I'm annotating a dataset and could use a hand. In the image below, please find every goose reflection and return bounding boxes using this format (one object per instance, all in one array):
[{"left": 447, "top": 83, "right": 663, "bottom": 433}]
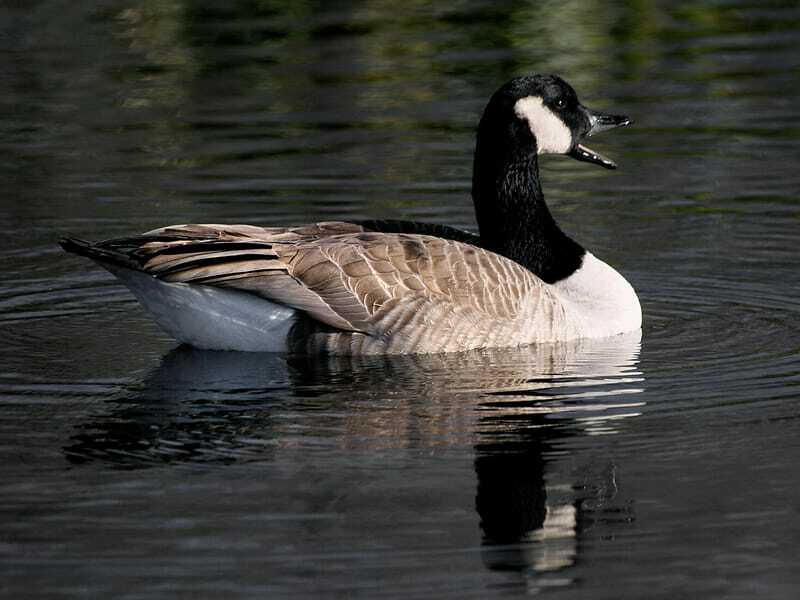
[
  {"left": 472, "top": 332, "right": 642, "bottom": 581},
  {"left": 63, "top": 350, "right": 293, "bottom": 466},
  {"left": 63, "top": 333, "right": 643, "bottom": 581}
]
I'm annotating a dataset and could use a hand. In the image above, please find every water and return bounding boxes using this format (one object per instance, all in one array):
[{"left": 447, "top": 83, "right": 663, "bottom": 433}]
[{"left": 2, "top": 0, "right": 800, "bottom": 597}]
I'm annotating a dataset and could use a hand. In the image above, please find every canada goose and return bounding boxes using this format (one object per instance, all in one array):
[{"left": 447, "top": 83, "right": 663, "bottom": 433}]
[{"left": 60, "top": 74, "right": 641, "bottom": 355}]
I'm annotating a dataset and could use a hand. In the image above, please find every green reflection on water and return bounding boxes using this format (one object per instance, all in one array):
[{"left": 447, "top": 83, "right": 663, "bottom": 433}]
[{"left": 21, "top": 0, "right": 798, "bottom": 222}]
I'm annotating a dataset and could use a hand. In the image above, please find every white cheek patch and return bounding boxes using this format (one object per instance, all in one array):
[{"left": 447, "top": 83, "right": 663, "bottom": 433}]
[{"left": 514, "top": 96, "right": 572, "bottom": 154}]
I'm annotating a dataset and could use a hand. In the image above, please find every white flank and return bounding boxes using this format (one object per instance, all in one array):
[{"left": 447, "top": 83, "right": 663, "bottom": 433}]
[
  {"left": 106, "top": 265, "right": 295, "bottom": 352},
  {"left": 551, "top": 253, "right": 642, "bottom": 338},
  {"left": 514, "top": 96, "right": 572, "bottom": 154}
]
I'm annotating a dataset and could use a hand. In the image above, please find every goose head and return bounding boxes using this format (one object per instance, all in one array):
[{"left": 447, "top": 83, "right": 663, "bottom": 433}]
[
  {"left": 475, "top": 74, "right": 631, "bottom": 170},
  {"left": 472, "top": 75, "right": 632, "bottom": 284}
]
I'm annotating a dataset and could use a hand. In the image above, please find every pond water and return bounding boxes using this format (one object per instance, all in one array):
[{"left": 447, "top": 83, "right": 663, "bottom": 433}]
[{"left": 2, "top": 0, "right": 800, "bottom": 597}]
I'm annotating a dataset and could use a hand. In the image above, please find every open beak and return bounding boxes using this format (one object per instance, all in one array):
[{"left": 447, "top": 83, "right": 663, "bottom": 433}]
[{"left": 568, "top": 108, "right": 632, "bottom": 170}]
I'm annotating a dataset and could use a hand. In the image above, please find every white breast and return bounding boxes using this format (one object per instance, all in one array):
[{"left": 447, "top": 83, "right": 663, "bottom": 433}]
[{"left": 551, "top": 253, "right": 642, "bottom": 338}]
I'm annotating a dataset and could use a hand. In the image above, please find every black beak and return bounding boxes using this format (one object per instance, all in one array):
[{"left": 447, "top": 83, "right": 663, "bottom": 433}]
[{"left": 568, "top": 107, "right": 632, "bottom": 170}]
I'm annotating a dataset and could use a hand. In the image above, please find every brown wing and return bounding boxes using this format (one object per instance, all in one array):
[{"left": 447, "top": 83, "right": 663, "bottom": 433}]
[{"left": 85, "top": 222, "right": 550, "bottom": 351}]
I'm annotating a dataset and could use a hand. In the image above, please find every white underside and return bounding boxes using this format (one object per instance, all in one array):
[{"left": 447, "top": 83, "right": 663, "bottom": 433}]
[{"left": 107, "top": 266, "right": 295, "bottom": 352}]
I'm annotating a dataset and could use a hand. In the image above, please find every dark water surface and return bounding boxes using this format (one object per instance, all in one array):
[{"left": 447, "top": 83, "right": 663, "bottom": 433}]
[{"left": 2, "top": 1, "right": 800, "bottom": 597}]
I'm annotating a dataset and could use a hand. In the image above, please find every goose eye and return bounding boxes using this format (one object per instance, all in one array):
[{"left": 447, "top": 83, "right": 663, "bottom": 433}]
[{"left": 555, "top": 98, "right": 566, "bottom": 109}]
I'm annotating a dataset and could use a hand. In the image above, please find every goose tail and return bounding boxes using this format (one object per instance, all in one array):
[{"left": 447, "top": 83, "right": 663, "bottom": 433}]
[
  {"left": 59, "top": 236, "right": 143, "bottom": 271},
  {"left": 59, "top": 236, "right": 296, "bottom": 352}
]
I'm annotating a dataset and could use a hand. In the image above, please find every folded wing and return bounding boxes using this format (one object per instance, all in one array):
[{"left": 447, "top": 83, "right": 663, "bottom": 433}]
[{"left": 71, "top": 221, "right": 553, "bottom": 352}]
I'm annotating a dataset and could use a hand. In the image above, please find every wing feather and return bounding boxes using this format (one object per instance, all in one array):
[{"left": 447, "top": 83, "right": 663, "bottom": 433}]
[{"left": 71, "top": 221, "right": 549, "bottom": 350}]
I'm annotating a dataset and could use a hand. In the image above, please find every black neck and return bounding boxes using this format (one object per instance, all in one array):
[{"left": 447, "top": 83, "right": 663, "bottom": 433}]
[{"left": 471, "top": 118, "right": 584, "bottom": 284}]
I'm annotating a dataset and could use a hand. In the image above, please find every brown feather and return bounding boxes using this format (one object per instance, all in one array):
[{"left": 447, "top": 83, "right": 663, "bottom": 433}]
[{"left": 85, "top": 221, "right": 562, "bottom": 353}]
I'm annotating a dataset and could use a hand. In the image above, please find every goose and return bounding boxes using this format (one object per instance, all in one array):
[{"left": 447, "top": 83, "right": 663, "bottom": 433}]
[{"left": 60, "top": 74, "right": 641, "bottom": 355}]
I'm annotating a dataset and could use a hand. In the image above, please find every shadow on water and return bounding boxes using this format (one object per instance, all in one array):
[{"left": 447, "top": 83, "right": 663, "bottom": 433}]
[{"left": 63, "top": 333, "right": 643, "bottom": 578}]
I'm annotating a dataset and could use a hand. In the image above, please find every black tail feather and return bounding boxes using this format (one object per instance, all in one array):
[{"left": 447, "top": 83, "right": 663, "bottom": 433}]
[{"left": 59, "top": 237, "right": 143, "bottom": 271}]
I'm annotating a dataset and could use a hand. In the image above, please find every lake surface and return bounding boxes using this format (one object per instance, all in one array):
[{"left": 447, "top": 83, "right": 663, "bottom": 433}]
[{"left": 2, "top": 1, "right": 800, "bottom": 597}]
